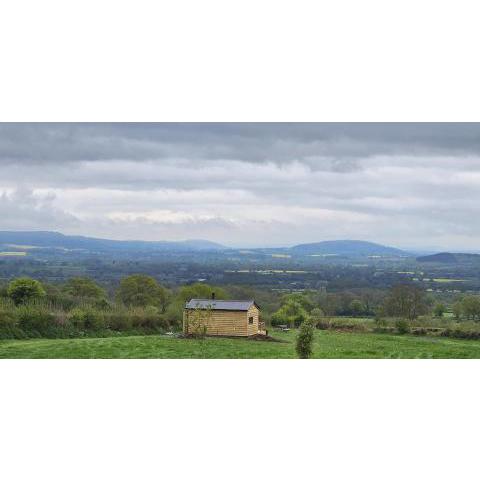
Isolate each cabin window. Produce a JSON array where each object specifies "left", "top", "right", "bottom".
[{"left": 248, "top": 316, "right": 254, "bottom": 324}]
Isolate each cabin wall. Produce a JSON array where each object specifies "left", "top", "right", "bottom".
[
  {"left": 183, "top": 309, "right": 249, "bottom": 336},
  {"left": 247, "top": 305, "right": 260, "bottom": 336}
]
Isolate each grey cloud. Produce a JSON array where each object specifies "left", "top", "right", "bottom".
[
  {"left": 0, "top": 188, "right": 80, "bottom": 230},
  {"left": 2, "top": 123, "right": 480, "bottom": 167},
  {"left": 1, "top": 123, "right": 480, "bottom": 248}
]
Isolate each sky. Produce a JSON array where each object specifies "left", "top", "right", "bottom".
[{"left": 1, "top": 123, "right": 480, "bottom": 249}]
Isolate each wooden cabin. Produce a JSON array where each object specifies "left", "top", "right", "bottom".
[{"left": 183, "top": 295, "right": 265, "bottom": 337}]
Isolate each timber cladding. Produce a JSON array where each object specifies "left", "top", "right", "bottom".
[{"left": 183, "top": 302, "right": 262, "bottom": 337}]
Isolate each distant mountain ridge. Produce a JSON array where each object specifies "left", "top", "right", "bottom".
[
  {"left": 0, "top": 232, "right": 411, "bottom": 257},
  {"left": 290, "top": 240, "right": 407, "bottom": 256},
  {"left": 417, "top": 252, "right": 480, "bottom": 264},
  {"left": 0, "top": 231, "right": 227, "bottom": 252}
]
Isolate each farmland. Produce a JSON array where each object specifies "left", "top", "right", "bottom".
[{"left": 2, "top": 329, "right": 480, "bottom": 359}]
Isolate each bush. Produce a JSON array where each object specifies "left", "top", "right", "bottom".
[
  {"left": 67, "top": 308, "right": 105, "bottom": 331},
  {"left": 16, "top": 305, "right": 56, "bottom": 336},
  {"left": 0, "top": 309, "right": 25, "bottom": 339},
  {"left": 104, "top": 310, "right": 133, "bottom": 331},
  {"left": 433, "top": 303, "right": 447, "bottom": 318},
  {"left": 395, "top": 319, "right": 411, "bottom": 335},
  {"left": 130, "top": 307, "right": 161, "bottom": 330},
  {"left": 316, "top": 317, "right": 370, "bottom": 333},
  {"left": 296, "top": 317, "right": 315, "bottom": 359}
]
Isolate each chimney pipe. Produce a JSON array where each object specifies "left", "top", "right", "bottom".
[{"left": 211, "top": 292, "right": 215, "bottom": 300}]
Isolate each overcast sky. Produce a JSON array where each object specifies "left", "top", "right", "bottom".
[{"left": 1, "top": 123, "right": 480, "bottom": 249}]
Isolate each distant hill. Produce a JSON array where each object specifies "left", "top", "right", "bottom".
[
  {"left": 290, "top": 240, "right": 407, "bottom": 257},
  {"left": 417, "top": 252, "right": 458, "bottom": 263},
  {"left": 0, "top": 231, "right": 227, "bottom": 252},
  {"left": 417, "top": 252, "right": 480, "bottom": 264}
]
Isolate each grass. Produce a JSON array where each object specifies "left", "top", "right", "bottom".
[{"left": 2, "top": 329, "right": 480, "bottom": 358}]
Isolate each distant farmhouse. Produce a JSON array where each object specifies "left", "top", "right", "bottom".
[{"left": 183, "top": 294, "right": 265, "bottom": 337}]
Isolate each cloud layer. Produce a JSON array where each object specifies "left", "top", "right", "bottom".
[{"left": 1, "top": 123, "right": 480, "bottom": 248}]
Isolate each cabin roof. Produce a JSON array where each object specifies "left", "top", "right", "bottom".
[{"left": 185, "top": 299, "right": 257, "bottom": 311}]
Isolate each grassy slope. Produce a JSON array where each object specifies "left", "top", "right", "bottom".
[{"left": 2, "top": 330, "right": 480, "bottom": 358}]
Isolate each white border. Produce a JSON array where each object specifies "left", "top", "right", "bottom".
[
  {"left": 1, "top": 0, "right": 479, "bottom": 121},
  {"left": 1, "top": 1, "right": 480, "bottom": 479}
]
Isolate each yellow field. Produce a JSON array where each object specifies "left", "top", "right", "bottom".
[{"left": 433, "top": 278, "right": 466, "bottom": 283}]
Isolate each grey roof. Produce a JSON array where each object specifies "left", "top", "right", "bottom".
[{"left": 185, "top": 299, "right": 257, "bottom": 311}]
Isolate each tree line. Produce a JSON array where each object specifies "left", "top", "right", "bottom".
[{"left": 2, "top": 274, "right": 480, "bottom": 344}]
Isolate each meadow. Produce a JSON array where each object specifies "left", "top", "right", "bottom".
[{"left": 2, "top": 329, "right": 480, "bottom": 358}]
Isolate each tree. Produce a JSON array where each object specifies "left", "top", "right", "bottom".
[
  {"left": 7, "top": 277, "right": 46, "bottom": 305},
  {"left": 165, "top": 283, "right": 228, "bottom": 324},
  {"left": 452, "top": 301, "right": 463, "bottom": 320},
  {"left": 461, "top": 295, "right": 480, "bottom": 320},
  {"left": 310, "top": 307, "right": 325, "bottom": 326},
  {"left": 280, "top": 292, "right": 315, "bottom": 312},
  {"left": 272, "top": 299, "right": 309, "bottom": 328},
  {"left": 349, "top": 299, "right": 365, "bottom": 317},
  {"left": 383, "top": 284, "right": 430, "bottom": 320},
  {"left": 177, "top": 283, "right": 227, "bottom": 305},
  {"left": 184, "top": 305, "right": 213, "bottom": 338},
  {"left": 116, "top": 275, "right": 168, "bottom": 309},
  {"left": 295, "top": 317, "right": 315, "bottom": 358},
  {"left": 433, "top": 303, "right": 447, "bottom": 318},
  {"left": 63, "top": 277, "right": 106, "bottom": 300}
]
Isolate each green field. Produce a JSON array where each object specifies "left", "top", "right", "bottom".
[{"left": 1, "top": 330, "right": 480, "bottom": 358}]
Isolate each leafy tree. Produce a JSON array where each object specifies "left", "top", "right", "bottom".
[
  {"left": 164, "top": 283, "right": 228, "bottom": 324},
  {"left": 177, "top": 283, "right": 227, "bottom": 304},
  {"left": 280, "top": 292, "right": 315, "bottom": 312},
  {"left": 310, "top": 307, "right": 325, "bottom": 324},
  {"left": 383, "top": 284, "right": 430, "bottom": 320},
  {"left": 433, "top": 303, "right": 447, "bottom": 318},
  {"left": 461, "top": 295, "right": 480, "bottom": 320},
  {"left": 63, "top": 277, "right": 106, "bottom": 300},
  {"left": 184, "top": 305, "right": 212, "bottom": 338},
  {"left": 452, "top": 301, "right": 463, "bottom": 320},
  {"left": 116, "top": 275, "right": 168, "bottom": 310},
  {"left": 7, "top": 277, "right": 46, "bottom": 305},
  {"left": 272, "top": 299, "right": 309, "bottom": 328},
  {"left": 349, "top": 299, "right": 365, "bottom": 317},
  {"left": 295, "top": 317, "right": 315, "bottom": 358}
]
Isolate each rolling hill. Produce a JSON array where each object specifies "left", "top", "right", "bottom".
[
  {"left": 289, "top": 240, "right": 407, "bottom": 257},
  {"left": 417, "top": 252, "right": 480, "bottom": 264},
  {"left": 0, "top": 231, "right": 227, "bottom": 253}
]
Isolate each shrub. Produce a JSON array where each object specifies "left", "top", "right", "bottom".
[
  {"left": 374, "top": 316, "right": 388, "bottom": 328},
  {"left": 16, "top": 305, "right": 55, "bottom": 336},
  {"left": 104, "top": 310, "right": 133, "bottom": 331},
  {"left": 130, "top": 307, "right": 158, "bottom": 330},
  {"left": 67, "top": 308, "right": 105, "bottom": 331},
  {"left": 0, "top": 309, "right": 25, "bottom": 339},
  {"left": 433, "top": 303, "right": 447, "bottom": 318},
  {"left": 164, "top": 302, "right": 183, "bottom": 325},
  {"left": 296, "top": 317, "right": 315, "bottom": 359},
  {"left": 396, "top": 319, "right": 411, "bottom": 335}
]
